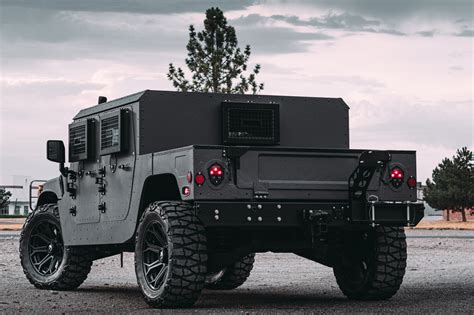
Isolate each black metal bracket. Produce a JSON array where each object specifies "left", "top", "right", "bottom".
[
  {"left": 347, "top": 150, "right": 391, "bottom": 221},
  {"left": 98, "top": 202, "right": 106, "bottom": 213},
  {"left": 222, "top": 146, "right": 249, "bottom": 184}
]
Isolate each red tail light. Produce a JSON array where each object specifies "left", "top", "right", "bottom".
[
  {"left": 209, "top": 164, "right": 224, "bottom": 185},
  {"left": 407, "top": 176, "right": 417, "bottom": 189},
  {"left": 182, "top": 186, "right": 190, "bottom": 196},
  {"left": 390, "top": 167, "right": 404, "bottom": 188},
  {"left": 195, "top": 173, "right": 205, "bottom": 186}
]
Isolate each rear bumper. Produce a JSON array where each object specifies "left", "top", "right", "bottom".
[{"left": 195, "top": 201, "right": 424, "bottom": 228}]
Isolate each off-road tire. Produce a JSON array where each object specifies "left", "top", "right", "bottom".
[
  {"left": 334, "top": 226, "right": 407, "bottom": 300},
  {"left": 19, "top": 203, "right": 93, "bottom": 290},
  {"left": 205, "top": 253, "right": 255, "bottom": 290},
  {"left": 135, "top": 201, "right": 207, "bottom": 308}
]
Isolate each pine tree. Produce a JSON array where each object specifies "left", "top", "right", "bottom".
[
  {"left": 424, "top": 147, "right": 474, "bottom": 222},
  {"left": 167, "top": 7, "right": 264, "bottom": 94},
  {"left": 0, "top": 188, "right": 11, "bottom": 211}
]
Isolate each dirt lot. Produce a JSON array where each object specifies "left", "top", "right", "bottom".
[
  {"left": 0, "top": 218, "right": 474, "bottom": 231},
  {"left": 413, "top": 219, "right": 474, "bottom": 230},
  {"left": 0, "top": 218, "right": 25, "bottom": 231},
  {"left": 2, "top": 217, "right": 473, "bottom": 231},
  {"left": 0, "top": 230, "right": 473, "bottom": 314}
]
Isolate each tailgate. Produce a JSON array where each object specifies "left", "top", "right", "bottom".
[{"left": 235, "top": 148, "right": 417, "bottom": 202}]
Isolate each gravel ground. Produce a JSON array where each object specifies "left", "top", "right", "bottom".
[{"left": 0, "top": 230, "right": 473, "bottom": 314}]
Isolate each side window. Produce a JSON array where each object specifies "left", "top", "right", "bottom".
[
  {"left": 23, "top": 205, "right": 29, "bottom": 216},
  {"left": 14, "top": 205, "right": 20, "bottom": 215}
]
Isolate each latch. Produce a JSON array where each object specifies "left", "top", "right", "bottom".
[
  {"left": 118, "top": 163, "right": 131, "bottom": 171},
  {"left": 98, "top": 166, "right": 106, "bottom": 176},
  {"left": 253, "top": 182, "right": 269, "bottom": 199},
  {"left": 96, "top": 166, "right": 106, "bottom": 195},
  {"left": 98, "top": 202, "right": 106, "bottom": 213},
  {"left": 67, "top": 182, "right": 76, "bottom": 199},
  {"left": 66, "top": 171, "right": 77, "bottom": 199},
  {"left": 69, "top": 206, "right": 77, "bottom": 216}
]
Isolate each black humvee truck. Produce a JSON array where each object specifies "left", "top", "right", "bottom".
[{"left": 21, "top": 90, "right": 424, "bottom": 308}]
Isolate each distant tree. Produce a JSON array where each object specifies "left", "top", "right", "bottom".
[
  {"left": 167, "top": 7, "right": 264, "bottom": 94},
  {"left": 0, "top": 188, "right": 11, "bottom": 210},
  {"left": 424, "top": 147, "right": 474, "bottom": 222}
]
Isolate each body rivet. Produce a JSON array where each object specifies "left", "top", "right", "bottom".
[
  {"left": 277, "top": 217, "right": 282, "bottom": 222},
  {"left": 247, "top": 216, "right": 252, "bottom": 222},
  {"left": 214, "top": 215, "right": 219, "bottom": 220},
  {"left": 257, "top": 204, "right": 262, "bottom": 209},
  {"left": 247, "top": 204, "right": 252, "bottom": 209},
  {"left": 258, "top": 216, "right": 263, "bottom": 222},
  {"left": 277, "top": 204, "right": 282, "bottom": 209},
  {"left": 214, "top": 209, "right": 219, "bottom": 214}
]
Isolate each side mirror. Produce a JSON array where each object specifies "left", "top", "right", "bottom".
[{"left": 47, "top": 140, "right": 65, "bottom": 163}]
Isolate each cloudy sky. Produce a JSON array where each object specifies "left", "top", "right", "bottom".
[{"left": 0, "top": 0, "right": 472, "bottom": 184}]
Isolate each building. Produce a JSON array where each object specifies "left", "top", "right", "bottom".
[{"left": 0, "top": 175, "right": 40, "bottom": 216}]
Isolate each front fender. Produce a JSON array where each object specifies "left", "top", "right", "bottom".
[{"left": 37, "top": 176, "right": 63, "bottom": 208}]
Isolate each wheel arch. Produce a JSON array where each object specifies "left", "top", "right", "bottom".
[
  {"left": 136, "top": 173, "right": 182, "bottom": 223},
  {"left": 36, "top": 191, "right": 59, "bottom": 209}
]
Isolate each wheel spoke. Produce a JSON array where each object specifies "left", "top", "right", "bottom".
[
  {"left": 148, "top": 226, "right": 166, "bottom": 247},
  {"left": 30, "top": 245, "right": 49, "bottom": 255},
  {"left": 31, "top": 232, "right": 52, "bottom": 244},
  {"left": 145, "top": 241, "right": 165, "bottom": 254},
  {"left": 152, "top": 265, "right": 168, "bottom": 288},
  {"left": 47, "top": 256, "right": 57, "bottom": 274},
  {"left": 145, "top": 261, "right": 164, "bottom": 276},
  {"left": 34, "top": 253, "right": 53, "bottom": 269}
]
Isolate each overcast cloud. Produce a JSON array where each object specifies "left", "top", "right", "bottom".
[{"left": 0, "top": 0, "right": 472, "bottom": 184}]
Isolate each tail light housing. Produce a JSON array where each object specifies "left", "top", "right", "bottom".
[
  {"left": 208, "top": 164, "right": 224, "bottom": 185},
  {"left": 407, "top": 176, "right": 417, "bottom": 189},
  {"left": 390, "top": 167, "right": 404, "bottom": 188}
]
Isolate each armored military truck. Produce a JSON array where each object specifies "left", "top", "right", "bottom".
[{"left": 20, "top": 90, "right": 424, "bottom": 308}]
